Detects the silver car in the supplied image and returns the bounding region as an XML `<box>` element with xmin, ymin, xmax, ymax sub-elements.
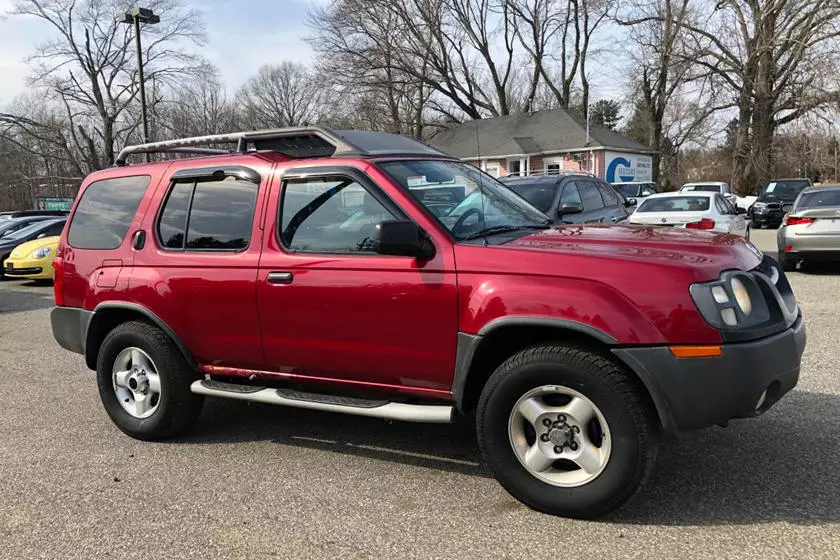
<box><xmin>777</xmin><ymin>185</ymin><xmax>840</xmax><ymax>270</ymax></box>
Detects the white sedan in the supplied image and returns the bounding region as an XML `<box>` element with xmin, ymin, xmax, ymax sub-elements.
<box><xmin>629</xmin><ymin>192</ymin><xmax>750</xmax><ymax>238</ymax></box>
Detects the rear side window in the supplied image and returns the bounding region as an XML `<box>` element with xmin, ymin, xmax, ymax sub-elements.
<box><xmin>577</xmin><ymin>181</ymin><xmax>605</xmax><ymax>212</ymax></box>
<box><xmin>508</xmin><ymin>184</ymin><xmax>556</xmax><ymax>212</ymax></box>
<box><xmin>596</xmin><ymin>182</ymin><xmax>622</xmax><ymax>206</ymax></box>
<box><xmin>157</xmin><ymin>177</ymin><xmax>259</xmax><ymax>251</ymax></box>
<box><xmin>68</xmin><ymin>176</ymin><xmax>150</xmax><ymax>249</ymax></box>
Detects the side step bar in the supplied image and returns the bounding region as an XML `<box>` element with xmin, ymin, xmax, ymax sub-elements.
<box><xmin>190</xmin><ymin>380</ymin><xmax>453</xmax><ymax>423</ymax></box>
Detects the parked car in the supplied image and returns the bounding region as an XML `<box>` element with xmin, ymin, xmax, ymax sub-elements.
<box><xmin>750</xmin><ymin>178</ymin><xmax>813</xmax><ymax>229</ymax></box>
<box><xmin>50</xmin><ymin>127</ymin><xmax>805</xmax><ymax>519</ymax></box>
<box><xmin>0</xmin><ymin>215</ymin><xmax>55</xmax><ymax>239</ymax></box>
<box><xmin>501</xmin><ymin>172</ymin><xmax>635</xmax><ymax>224</ymax></box>
<box><xmin>3</xmin><ymin>235</ymin><xmax>60</xmax><ymax>281</ymax></box>
<box><xmin>5</xmin><ymin>209</ymin><xmax>69</xmax><ymax>219</ymax></box>
<box><xmin>679</xmin><ymin>181</ymin><xmax>737</xmax><ymax>207</ymax></box>
<box><xmin>629</xmin><ymin>192</ymin><xmax>750</xmax><ymax>238</ymax></box>
<box><xmin>0</xmin><ymin>218</ymin><xmax>66</xmax><ymax>278</ymax></box>
<box><xmin>611</xmin><ymin>181</ymin><xmax>658</xmax><ymax>201</ymax></box>
<box><xmin>777</xmin><ymin>184</ymin><xmax>840</xmax><ymax>270</ymax></box>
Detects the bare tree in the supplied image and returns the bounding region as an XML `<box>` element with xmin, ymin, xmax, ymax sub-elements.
<box><xmin>7</xmin><ymin>0</ymin><xmax>207</xmax><ymax>171</ymax></box>
<box><xmin>239</xmin><ymin>62</ymin><xmax>324</xmax><ymax>129</ymax></box>
<box><xmin>676</xmin><ymin>0</ymin><xmax>840</xmax><ymax>193</ymax></box>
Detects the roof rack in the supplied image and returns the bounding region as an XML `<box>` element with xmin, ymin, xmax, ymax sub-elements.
<box><xmin>502</xmin><ymin>169</ymin><xmax>596</xmax><ymax>179</ymax></box>
<box><xmin>115</xmin><ymin>127</ymin><xmax>448</xmax><ymax>166</ymax></box>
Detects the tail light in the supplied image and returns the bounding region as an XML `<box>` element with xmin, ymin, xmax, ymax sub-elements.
<box><xmin>686</xmin><ymin>218</ymin><xmax>716</xmax><ymax>230</ymax></box>
<box><xmin>784</xmin><ymin>216</ymin><xmax>814</xmax><ymax>226</ymax></box>
<box><xmin>53</xmin><ymin>256</ymin><xmax>65</xmax><ymax>306</ymax></box>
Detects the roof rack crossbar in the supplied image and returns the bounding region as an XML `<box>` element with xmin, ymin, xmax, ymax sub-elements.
<box><xmin>115</xmin><ymin>127</ymin><xmax>362</xmax><ymax>166</ymax></box>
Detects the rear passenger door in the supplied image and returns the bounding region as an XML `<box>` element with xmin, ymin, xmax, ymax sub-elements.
<box><xmin>132</xmin><ymin>164</ymin><xmax>269</xmax><ymax>370</ymax></box>
<box><xmin>595</xmin><ymin>180</ymin><xmax>629</xmax><ymax>223</ymax></box>
<box><xmin>577</xmin><ymin>180</ymin><xmax>608</xmax><ymax>223</ymax></box>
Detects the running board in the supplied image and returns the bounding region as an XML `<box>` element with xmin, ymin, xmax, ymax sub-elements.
<box><xmin>190</xmin><ymin>380</ymin><xmax>453</xmax><ymax>423</ymax></box>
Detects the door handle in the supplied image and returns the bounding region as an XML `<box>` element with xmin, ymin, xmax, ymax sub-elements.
<box><xmin>267</xmin><ymin>272</ymin><xmax>294</xmax><ymax>285</ymax></box>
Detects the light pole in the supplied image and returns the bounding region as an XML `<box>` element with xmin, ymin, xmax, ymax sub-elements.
<box><xmin>119</xmin><ymin>7</ymin><xmax>160</xmax><ymax>161</ymax></box>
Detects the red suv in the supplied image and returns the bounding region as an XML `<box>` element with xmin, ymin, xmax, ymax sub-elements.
<box><xmin>51</xmin><ymin>128</ymin><xmax>806</xmax><ymax>518</ymax></box>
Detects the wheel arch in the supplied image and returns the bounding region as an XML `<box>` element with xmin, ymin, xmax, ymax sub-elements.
<box><xmin>85</xmin><ymin>302</ymin><xmax>196</xmax><ymax>371</ymax></box>
<box><xmin>452</xmin><ymin>318</ymin><xmax>672</xmax><ymax>432</ymax></box>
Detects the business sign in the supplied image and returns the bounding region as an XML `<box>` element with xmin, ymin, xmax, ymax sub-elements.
<box><xmin>35</xmin><ymin>197</ymin><xmax>74</xmax><ymax>211</ymax></box>
<box><xmin>604</xmin><ymin>152</ymin><xmax>653</xmax><ymax>183</ymax></box>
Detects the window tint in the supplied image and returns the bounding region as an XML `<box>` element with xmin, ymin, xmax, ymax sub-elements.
<box><xmin>157</xmin><ymin>177</ymin><xmax>258</xmax><ymax>251</ymax></box>
<box><xmin>68</xmin><ymin>176</ymin><xmax>150</xmax><ymax>249</ymax></box>
<box><xmin>158</xmin><ymin>183</ymin><xmax>193</xmax><ymax>249</ymax></box>
<box><xmin>42</xmin><ymin>222</ymin><xmax>66</xmax><ymax>237</ymax></box>
<box><xmin>596</xmin><ymin>182</ymin><xmax>622</xmax><ymax>207</ymax></box>
<box><xmin>281</xmin><ymin>177</ymin><xmax>395</xmax><ymax>253</ymax></box>
<box><xmin>577</xmin><ymin>181</ymin><xmax>605</xmax><ymax>212</ymax></box>
<box><xmin>797</xmin><ymin>189</ymin><xmax>840</xmax><ymax>209</ymax></box>
<box><xmin>614</xmin><ymin>184</ymin><xmax>639</xmax><ymax>198</ymax></box>
<box><xmin>560</xmin><ymin>183</ymin><xmax>583</xmax><ymax>206</ymax></box>
<box><xmin>508</xmin><ymin>184</ymin><xmax>556</xmax><ymax>212</ymax></box>
<box><xmin>637</xmin><ymin>196</ymin><xmax>711</xmax><ymax>212</ymax></box>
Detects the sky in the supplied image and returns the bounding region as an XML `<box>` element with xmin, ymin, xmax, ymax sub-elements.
<box><xmin>0</xmin><ymin>0</ymin><xmax>326</xmax><ymax>106</ymax></box>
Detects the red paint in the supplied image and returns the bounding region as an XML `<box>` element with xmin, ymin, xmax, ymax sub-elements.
<box><xmin>56</xmin><ymin>150</ymin><xmax>764</xmax><ymax>399</ymax></box>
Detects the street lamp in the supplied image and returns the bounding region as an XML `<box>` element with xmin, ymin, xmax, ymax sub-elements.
<box><xmin>119</xmin><ymin>7</ymin><xmax>160</xmax><ymax>161</ymax></box>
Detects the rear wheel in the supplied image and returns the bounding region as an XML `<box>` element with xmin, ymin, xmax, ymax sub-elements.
<box><xmin>476</xmin><ymin>345</ymin><xmax>658</xmax><ymax>518</ymax></box>
<box><xmin>97</xmin><ymin>321</ymin><xmax>203</xmax><ymax>441</ymax></box>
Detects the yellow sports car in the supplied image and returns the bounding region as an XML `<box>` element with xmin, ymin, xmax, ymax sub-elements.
<box><xmin>3</xmin><ymin>236</ymin><xmax>59</xmax><ymax>281</ymax></box>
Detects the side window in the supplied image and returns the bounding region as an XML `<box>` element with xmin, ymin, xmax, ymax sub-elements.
<box><xmin>641</xmin><ymin>185</ymin><xmax>656</xmax><ymax>196</ymax></box>
<box><xmin>596</xmin><ymin>181</ymin><xmax>622</xmax><ymax>207</ymax></box>
<box><xmin>560</xmin><ymin>182</ymin><xmax>583</xmax><ymax>206</ymax></box>
<box><xmin>68</xmin><ymin>175</ymin><xmax>150</xmax><ymax>249</ymax></box>
<box><xmin>714</xmin><ymin>196</ymin><xmax>730</xmax><ymax>215</ymax></box>
<box><xmin>43</xmin><ymin>222</ymin><xmax>66</xmax><ymax>237</ymax></box>
<box><xmin>577</xmin><ymin>181</ymin><xmax>605</xmax><ymax>212</ymax></box>
<box><xmin>280</xmin><ymin>176</ymin><xmax>396</xmax><ymax>253</ymax></box>
<box><xmin>156</xmin><ymin>177</ymin><xmax>259</xmax><ymax>251</ymax></box>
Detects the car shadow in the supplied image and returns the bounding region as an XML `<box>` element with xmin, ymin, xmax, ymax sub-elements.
<box><xmin>766</xmin><ymin>251</ymin><xmax>840</xmax><ymax>275</ymax></box>
<box><xmin>185</xmin><ymin>389</ymin><xmax>839</xmax><ymax>526</ymax></box>
<box><xmin>0</xmin><ymin>283</ymin><xmax>55</xmax><ymax>314</ymax></box>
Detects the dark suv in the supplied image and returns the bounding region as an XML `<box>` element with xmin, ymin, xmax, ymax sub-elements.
<box><xmin>750</xmin><ymin>178</ymin><xmax>812</xmax><ymax>228</ymax></box>
<box><xmin>500</xmin><ymin>172</ymin><xmax>634</xmax><ymax>224</ymax></box>
<box><xmin>50</xmin><ymin>128</ymin><xmax>805</xmax><ymax>519</ymax></box>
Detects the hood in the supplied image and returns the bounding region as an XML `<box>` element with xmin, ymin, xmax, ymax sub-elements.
<box><xmin>6</xmin><ymin>236</ymin><xmax>59</xmax><ymax>259</ymax></box>
<box><xmin>502</xmin><ymin>224</ymin><xmax>762</xmax><ymax>276</ymax></box>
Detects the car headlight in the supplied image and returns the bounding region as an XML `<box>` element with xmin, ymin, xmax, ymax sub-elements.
<box><xmin>690</xmin><ymin>271</ymin><xmax>770</xmax><ymax>331</ymax></box>
<box><xmin>31</xmin><ymin>247</ymin><xmax>52</xmax><ymax>259</ymax></box>
<box><xmin>752</xmin><ymin>202</ymin><xmax>767</xmax><ymax>209</ymax></box>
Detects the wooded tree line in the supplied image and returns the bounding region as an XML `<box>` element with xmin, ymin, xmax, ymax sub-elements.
<box><xmin>2</xmin><ymin>0</ymin><xmax>840</xmax><ymax>209</ymax></box>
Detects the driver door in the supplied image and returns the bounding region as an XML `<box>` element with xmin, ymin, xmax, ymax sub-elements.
<box><xmin>256</xmin><ymin>166</ymin><xmax>458</xmax><ymax>395</ymax></box>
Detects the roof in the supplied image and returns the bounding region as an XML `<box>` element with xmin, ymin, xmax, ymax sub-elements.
<box><xmin>116</xmin><ymin>127</ymin><xmax>450</xmax><ymax>166</ymax></box>
<box><xmin>646</xmin><ymin>191</ymin><xmax>717</xmax><ymax>199</ymax></box>
<box><xmin>428</xmin><ymin>109</ymin><xmax>654</xmax><ymax>159</ymax></box>
<box><xmin>681</xmin><ymin>181</ymin><xmax>728</xmax><ymax>187</ymax></box>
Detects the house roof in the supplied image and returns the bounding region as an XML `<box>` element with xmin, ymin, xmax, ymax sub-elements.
<box><xmin>429</xmin><ymin>109</ymin><xmax>654</xmax><ymax>159</ymax></box>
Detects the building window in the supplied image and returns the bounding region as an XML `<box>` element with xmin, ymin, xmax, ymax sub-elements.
<box><xmin>508</xmin><ymin>159</ymin><xmax>522</xmax><ymax>177</ymax></box>
<box><xmin>485</xmin><ymin>163</ymin><xmax>501</xmax><ymax>177</ymax></box>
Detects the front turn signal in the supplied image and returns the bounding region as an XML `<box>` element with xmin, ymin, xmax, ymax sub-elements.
<box><xmin>669</xmin><ymin>345</ymin><xmax>723</xmax><ymax>358</ymax></box>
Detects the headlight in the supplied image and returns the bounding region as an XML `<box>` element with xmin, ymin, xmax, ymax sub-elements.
<box><xmin>689</xmin><ymin>271</ymin><xmax>770</xmax><ymax>332</ymax></box>
<box><xmin>730</xmin><ymin>277</ymin><xmax>752</xmax><ymax>315</ymax></box>
<box><xmin>31</xmin><ymin>247</ymin><xmax>52</xmax><ymax>259</ymax></box>
<box><xmin>752</xmin><ymin>202</ymin><xmax>767</xmax><ymax>209</ymax></box>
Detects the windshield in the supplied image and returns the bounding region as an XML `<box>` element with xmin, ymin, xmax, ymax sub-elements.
<box><xmin>796</xmin><ymin>189</ymin><xmax>840</xmax><ymax>209</ymax></box>
<box><xmin>637</xmin><ymin>196</ymin><xmax>710</xmax><ymax>212</ymax></box>
<box><xmin>2</xmin><ymin>220</ymin><xmax>54</xmax><ymax>240</ymax></box>
<box><xmin>760</xmin><ymin>180</ymin><xmax>810</xmax><ymax>201</ymax></box>
<box><xmin>681</xmin><ymin>184</ymin><xmax>721</xmax><ymax>193</ymax></box>
<box><xmin>613</xmin><ymin>184</ymin><xmax>639</xmax><ymax>197</ymax></box>
<box><xmin>379</xmin><ymin>160</ymin><xmax>551</xmax><ymax>240</ymax></box>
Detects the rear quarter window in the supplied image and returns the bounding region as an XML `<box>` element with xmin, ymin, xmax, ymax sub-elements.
<box><xmin>68</xmin><ymin>176</ymin><xmax>150</xmax><ymax>249</ymax></box>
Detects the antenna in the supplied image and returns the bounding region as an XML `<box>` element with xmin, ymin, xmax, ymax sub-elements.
<box><xmin>474</xmin><ymin>119</ymin><xmax>488</xmax><ymax>245</ymax></box>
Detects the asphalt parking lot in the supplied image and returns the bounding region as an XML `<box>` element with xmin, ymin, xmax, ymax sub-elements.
<box><xmin>0</xmin><ymin>228</ymin><xmax>838</xmax><ymax>560</ymax></box>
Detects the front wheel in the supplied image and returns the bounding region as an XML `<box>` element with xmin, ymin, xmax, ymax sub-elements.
<box><xmin>476</xmin><ymin>345</ymin><xmax>658</xmax><ymax>518</ymax></box>
<box><xmin>97</xmin><ymin>321</ymin><xmax>203</xmax><ymax>441</ymax></box>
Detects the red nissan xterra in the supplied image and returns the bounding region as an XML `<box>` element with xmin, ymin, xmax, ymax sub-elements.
<box><xmin>51</xmin><ymin>128</ymin><xmax>805</xmax><ymax>518</ymax></box>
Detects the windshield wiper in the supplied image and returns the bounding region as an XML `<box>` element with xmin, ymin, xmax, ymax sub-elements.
<box><xmin>463</xmin><ymin>224</ymin><xmax>551</xmax><ymax>240</ymax></box>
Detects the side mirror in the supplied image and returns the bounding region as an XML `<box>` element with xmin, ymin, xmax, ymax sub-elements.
<box><xmin>36</xmin><ymin>233</ymin><xmax>47</xmax><ymax>239</ymax></box>
<box><xmin>736</xmin><ymin>206</ymin><xmax>747</xmax><ymax>215</ymax></box>
<box><xmin>557</xmin><ymin>202</ymin><xmax>584</xmax><ymax>217</ymax></box>
<box><xmin>625</xmin><ymin>198</ymin><xmax>637</xmax><ymax>207</ymax></box>
<box><xmin>373</xmin><ymin>220</ymin><xmax>435</xmax><ymax>259</ymax></box>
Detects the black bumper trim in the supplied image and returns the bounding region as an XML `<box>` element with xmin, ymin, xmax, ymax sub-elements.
<box><xmin>4</xmin><ymin>267</ymin><xmax>44</xmax><ymax>275</ymax></box>
<box><xmin>613</xmin><ymin>315</ymin><xmax>805</xmax><ymax>433</ymax></box>
<box><xmin>51</xmin><ymin>307</ymin><xmax>93</xmax><ymax>355</ymax></box>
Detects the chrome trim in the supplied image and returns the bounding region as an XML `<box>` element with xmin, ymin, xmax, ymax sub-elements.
<box><xmin>190</xmin><ymin>381</ymin><xmax>453</xmax><ymax>423</ymax></box>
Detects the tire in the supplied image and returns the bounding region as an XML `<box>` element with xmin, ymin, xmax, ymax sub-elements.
<box><xmin>476</xmin><ymin>345</ymin><xmax>658</xmax><ymax>519</ymax></box>
<box><xmin>778</xmin><ymin>251</ymin><xmax>796</xmax><ymax>272</ymax></box>
<box><xmin>745</xmin><ymin>225</ymin><xmax>751</xmax><ymax>241</ymax></box>
<box><xmin>96</xmin><ymin>320</ymin><xmax>203</xmax><ymax>441</ymax></box>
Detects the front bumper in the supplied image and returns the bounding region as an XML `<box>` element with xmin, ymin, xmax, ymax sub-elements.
<box><xmin>614</xmin><ymin>315</ymin><xmax>805</xmax><ymax>432</ymax></box>
<box><xmin>751</xmin><ymin>210</ymin><xmax>784</xmax><ymax>226</ymax></box>
<box><xmin>4</xmin><ymin>258</ymin><xmax>51</xmax><ymax>279</ymax></box>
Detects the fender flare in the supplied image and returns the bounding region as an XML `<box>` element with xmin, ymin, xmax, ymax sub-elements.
<box><xmin>85</xmin><ymin>302</ymin><xmax>197</xmax><ymax>370</ymax></box>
